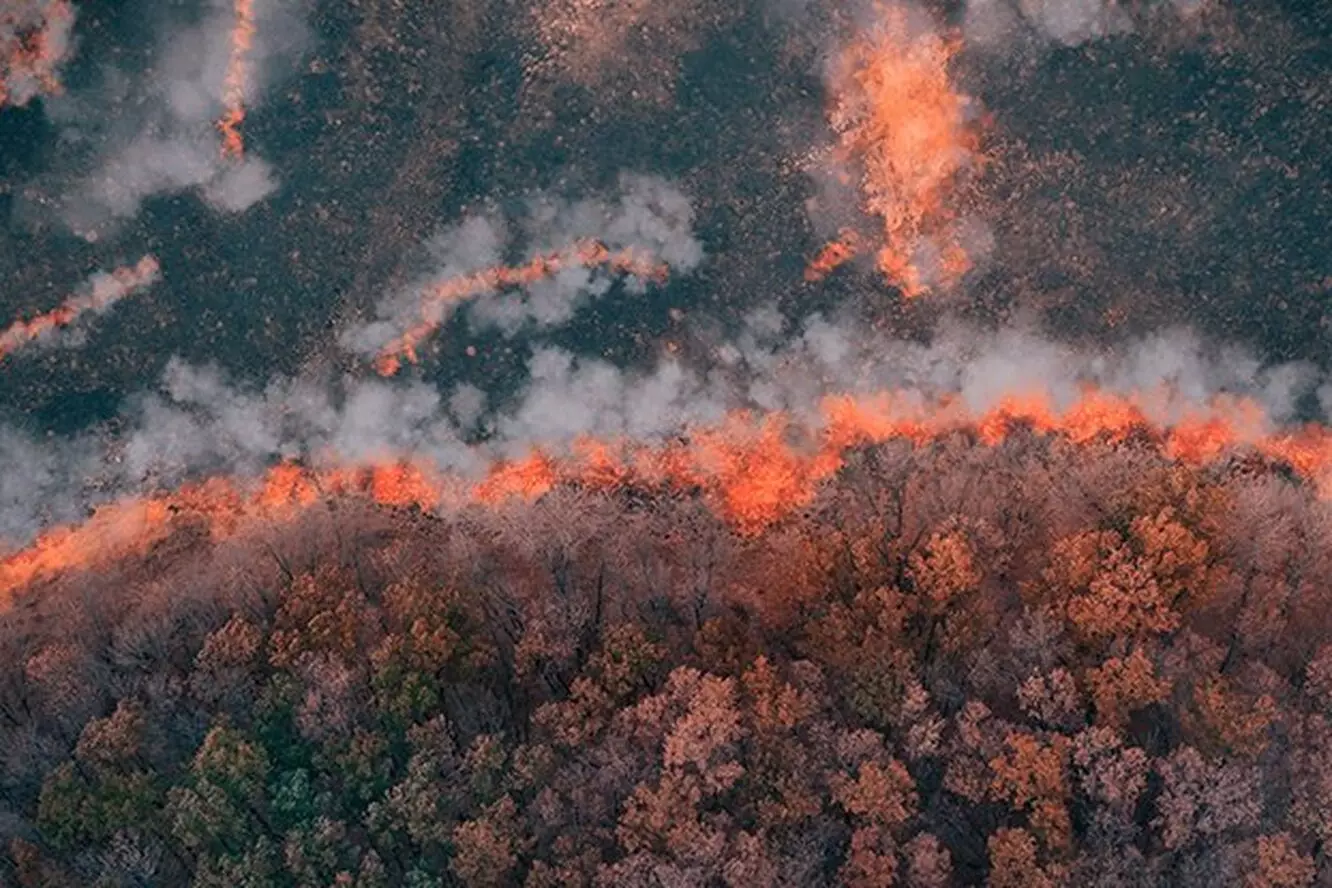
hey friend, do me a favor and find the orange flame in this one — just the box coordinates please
[217,0,256,159]
[805,228,864,282]
[826,2,982,298]
[8,385,1332,603]
[0,257,161,363]
[374,239,671,376]
[0,0,74,108]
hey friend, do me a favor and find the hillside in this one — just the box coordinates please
[2,431,1330,886]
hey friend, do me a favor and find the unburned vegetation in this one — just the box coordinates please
[2,430,1331,886]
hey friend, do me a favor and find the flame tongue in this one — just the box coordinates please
[0,257,161,362]
[821,2,982,296]
[218,0,257,159]
[7,385,1332,603]
[374,239,672,376]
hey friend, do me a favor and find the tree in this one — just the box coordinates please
[165,724,273,861]
[1152,745,1261,851]
[903,832,952,888]
[1085,648,1170,729]
[986,827,1065,888]
[189,615,265,717]
[908,522,991,659]
[988,732,1072,854]
[1069,727,1149,819]
[451,796,529,888]
[269,567,378,670]
[1184,677,1277,760]
[831,757,917,831]
[803,584,917,730]
[36,699,164,852]
[1246,833,1316,888]
[839,826,899,887]
[1017,668,1084,731]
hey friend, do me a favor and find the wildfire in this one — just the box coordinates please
[217,0,257,159]
[373,239,671,376]
[0,257,162,363]
[825,2,983,298]
[805,228,864,282]
[0,0,74,108]
[8,383,1332,602]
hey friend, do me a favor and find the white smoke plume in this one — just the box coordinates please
[2,303,1325,552]
[116,359,489,490]
[470,172,705,335]
[342,172,705,361]
[338,213,510,359]
[0,256,161,362]
[493,347,729,455]
[963,0,1211,50]
[707,309,1319,430]
[44,0,307,239]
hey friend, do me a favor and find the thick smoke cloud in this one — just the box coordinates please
[712,310,1319,428]
[119,359,485,488]
[494,348,729,453]
[1,302,1324,551]
[0,0,1322,585]
[38,0,307,239]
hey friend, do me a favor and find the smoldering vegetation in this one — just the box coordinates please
[2,430,1332,885]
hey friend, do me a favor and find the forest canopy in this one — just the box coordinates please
[1,430,1330,887]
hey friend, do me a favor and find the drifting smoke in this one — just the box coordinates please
[342,173,704,373]
[814,1,986,297]
[4,304,1332,593]
[0,0,74,109]
[963,0,1211,50]
[0,0,1323,625]
[0,256,161,363]
[44,0,307,238]
[370,242,672,377]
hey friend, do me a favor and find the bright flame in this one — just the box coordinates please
[8,384,1332,603]
[805,228,864,282]
[217,0,257,159]
[826,2,982,298]
[0,257,161,363]
[374,239,671,376]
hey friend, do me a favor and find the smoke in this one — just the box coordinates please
[342,173,704,367]
[0,426,99,545]
[963,0,1211,50]
[708,310,1321,428]
[0,256,161,362]
[200,154,278,212]
[0,0,75,109]
[494,347,729,453]
[470,173,704,335]
[40,0,307,239]
[118,358,488,491]
[0,300,1326,555]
